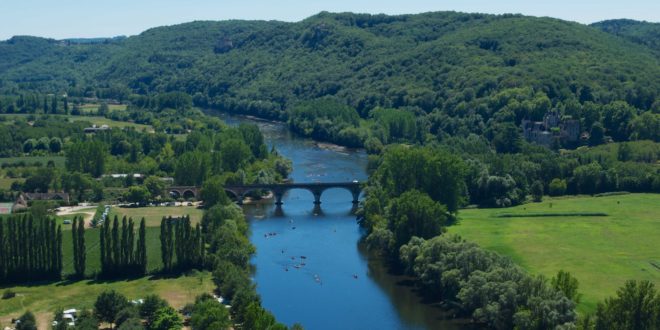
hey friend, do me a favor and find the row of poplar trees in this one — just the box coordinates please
[99,216,147,277]
[160,216,205,272]
[0,215,62,283]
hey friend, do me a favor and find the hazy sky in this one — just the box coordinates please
[1,0,658,40]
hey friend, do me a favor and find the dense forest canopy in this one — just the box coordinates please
[591,19,660,53]
[0,12,658,118]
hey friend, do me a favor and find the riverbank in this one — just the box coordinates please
[219,111,469,329]
[204,109,362,152]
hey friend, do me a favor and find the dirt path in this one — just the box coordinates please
[56,206,97,227]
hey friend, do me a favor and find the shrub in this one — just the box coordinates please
[548,178,567,196]
[2,289,16,299]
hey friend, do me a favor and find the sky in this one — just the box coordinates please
[0,0,658,40]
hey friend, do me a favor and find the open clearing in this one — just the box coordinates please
[0,156,66,168]
[0,113,152,132]
[452,193,660,313]
[108,205,204,227]
[0,271,214,329]
[79,103,127,113]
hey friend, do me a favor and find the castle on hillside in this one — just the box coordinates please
[521,111,580,147]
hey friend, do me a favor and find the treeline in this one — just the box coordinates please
[202,202,296,329]
[288,98,364,148]
[0,115,87,157]
[160,216,205,273]
[0,214,62,283]
[1,106,291,206]
[399,235,576,329]
[589,280,660,330]
[449,137,660,207]
[364,139,660,209]
[359,145,579,328]
[99,216,147,277]
[0,94,70,115]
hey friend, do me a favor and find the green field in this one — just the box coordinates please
[0,177,22,190]
[60,225,165,276]
[0,271,214,329]
[68,115,152,131]
[0,113,152,132]
[0,156,66,168]
[108,205,204,227]
[452,193,660,313]
[79,103,127,113]
[1,205,212,328]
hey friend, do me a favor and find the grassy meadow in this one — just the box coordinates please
[108,205,204,227]
[0,205,210,328]
[0,156,66,168]
[0,113,152,131]
[67,115,152,131]
[78,103,127,113]
[0,271,214,329]
[452,193,660,313]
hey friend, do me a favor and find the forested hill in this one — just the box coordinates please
[0,11,658,121]
[591,19,660,52]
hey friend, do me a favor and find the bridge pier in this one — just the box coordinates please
[350,189,360,204]
[273,189,284,205]
[312,190,322,205]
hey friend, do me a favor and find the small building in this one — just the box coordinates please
[83,124,109,133]
[0,202,14,214]
[102,173,145,180]
[21,192,70,204]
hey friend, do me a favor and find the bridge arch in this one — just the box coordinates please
[321,186,362,204]
[182,190,196,200]
[219,182,362,206]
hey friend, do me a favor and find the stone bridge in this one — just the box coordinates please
[168,186,200,200]
[169,181,363,205]
[225,181,363,205]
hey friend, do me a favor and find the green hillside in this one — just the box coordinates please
[592,19,660,52]
[1,12,658,120]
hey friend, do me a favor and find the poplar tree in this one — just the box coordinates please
[104,218,112,270]
[75,217,86,278]
[160,217,170,272]
[0,218,5,281]
[72,218,79,276]
[137,218,147,274]
[112,215,119,272]
[120,216,128,267]
[51,97,58,114]
[127,218,135,268]
[100,219,106,274]
[56,225,62,277]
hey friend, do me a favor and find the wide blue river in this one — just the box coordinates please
[219,113,473,330]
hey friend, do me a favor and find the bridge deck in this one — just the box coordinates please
[224,181,360,189]
[169,181,362,205]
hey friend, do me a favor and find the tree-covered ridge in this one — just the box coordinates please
[591,19,660,53]
[0,11,657,117]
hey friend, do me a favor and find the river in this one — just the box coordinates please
[217,113,474,330]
